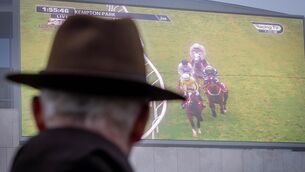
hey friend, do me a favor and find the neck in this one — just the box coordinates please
[45,116,131,155]
[86,120,131,155]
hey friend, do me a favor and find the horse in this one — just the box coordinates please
[183,91,205,137]
[203,77,228,117]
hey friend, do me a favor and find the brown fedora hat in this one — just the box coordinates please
[7,15,184,100]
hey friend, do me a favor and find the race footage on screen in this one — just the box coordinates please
[21,0,305,143]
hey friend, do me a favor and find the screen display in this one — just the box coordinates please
[21,0,305,143]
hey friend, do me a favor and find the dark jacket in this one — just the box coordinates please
[10,128,133,172]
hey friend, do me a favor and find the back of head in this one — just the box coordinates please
[40,89,144,149]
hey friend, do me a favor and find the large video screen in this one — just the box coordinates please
[21,0,305,143]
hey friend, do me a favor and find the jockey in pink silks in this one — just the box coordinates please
[190,43,209,79]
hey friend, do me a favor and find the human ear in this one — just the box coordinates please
[32,96,46,131]
[128,103,149,145]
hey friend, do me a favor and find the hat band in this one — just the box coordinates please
[40,68,147,83]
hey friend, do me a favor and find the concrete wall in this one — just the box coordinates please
[130,147,305,172]
[0,109,19,172]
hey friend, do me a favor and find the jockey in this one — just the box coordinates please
[203,65,218,81]
[179,73,199,96]
[203,65,228,93]
[178,59,193,76]
[189,43,209,70]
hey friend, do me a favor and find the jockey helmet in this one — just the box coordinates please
[204,65,218,78]
[181,73,190,81]
[181,59,188,65]
[190,43,206,58]
[205,65,214,71]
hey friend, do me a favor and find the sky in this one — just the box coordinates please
[210,0,305,17]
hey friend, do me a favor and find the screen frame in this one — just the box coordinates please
[56,0,305,19]
[17,0,305,149]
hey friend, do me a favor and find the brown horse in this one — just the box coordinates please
[203,78,228,117]
[183,91,205,137]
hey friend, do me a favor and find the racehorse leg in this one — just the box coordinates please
[220,103,225,114]
[209,102,217,118]
[192,128,197,137]
[220,95,225,114]
[223,91,229,112]
[196,117,202,134]
[188,116,195,129]
[188,115,197,137]
[196,112,203,134]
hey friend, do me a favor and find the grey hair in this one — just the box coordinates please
[40,90,142,137]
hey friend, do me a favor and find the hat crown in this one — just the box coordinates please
[45,15,146,82]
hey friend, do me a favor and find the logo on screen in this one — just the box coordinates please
[252,22,283,34]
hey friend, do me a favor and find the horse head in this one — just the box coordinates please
[184,91,204,114]
[186,91,201,104]
[186,91,194,103]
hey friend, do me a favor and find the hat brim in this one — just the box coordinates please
[6,73,185,101]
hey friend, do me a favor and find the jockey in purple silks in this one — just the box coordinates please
[203,65,227,92]
[178,59,193,77]
[190,43,209,79]
[203,65,218,83]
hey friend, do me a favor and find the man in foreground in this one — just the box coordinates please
[7,15,183,172]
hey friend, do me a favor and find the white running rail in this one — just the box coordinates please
[106,5,128,13]
[142,55,167,139]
